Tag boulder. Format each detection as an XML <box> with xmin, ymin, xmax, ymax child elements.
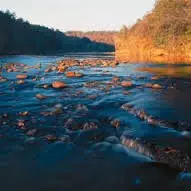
<box><xmin>36</xmin><ymin>94</ymin><xmax>48</xmax><ymax>99</ymax></box>
<box><xmin>52</xmin><ymin>81</ymin><xmax>67</xmax><ymax>89</ymax></box>
<box><xmin>152</xmin><ymin>84</ymin><xmax>162</xmax><ymax>89</ymax></box>
<box><xmin>44</xmin><ymin>134</ymin><xmax>57</xmax><ymax>142</ymax></box>
<box><xmin>121</xmin><ymin>81</ymin><xmax>133</xmax><ymax>87</ymax></box>
<box><xmin>66</xmin><ymin>71</ymin><xmax>83</xmax><ymax>77</ymax></box>
<box><xmin>16</xmin><ymin>74</ymin><xmax>27</xmax><ymax>79</ymax></box>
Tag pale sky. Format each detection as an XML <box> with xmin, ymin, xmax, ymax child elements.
<box><xmin>1</xmin><ymin>0</ymin><xmax>156</xmax><ymax>31</ymax></box>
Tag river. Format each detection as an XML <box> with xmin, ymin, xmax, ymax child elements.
<box><xmin>0</xmin><ymin>54</ymin><xmax>191</xmax><ymax>191</ymax></box>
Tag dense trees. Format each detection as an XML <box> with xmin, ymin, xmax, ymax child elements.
<box><xmin>66</xmin><ymin>31</ymin><xmax>117</xmax><ymax>46</ymax></box>
<box><xmin>0</xmin><ymin>10</ymin><xmax>114</xmax><ymax>55</ymax></box>
<box><xmin>115</xmin><ymin>0</ymin><xmax>191</xmax><ymax>63</ymax></box>
<box><xmin>118</xmin><ymin>0</ymin><xmax>191</xmax><ymax>47</ymax></box>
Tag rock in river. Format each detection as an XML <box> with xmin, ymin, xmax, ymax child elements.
<box><xmin>66</xmin><ymin>71</ymin><xmax>83</xmax><ymax>78</ymax></box>
<box><xmin>121</xmin><ymin>81</ymin><xmax>133</xmax><ymax>88</ymax></box>
<box><xmin>26</xmin><ymin>129</ymin><xmax>38</xmax><ymax>136</ymax></box>
<box><xmin>152</xmin><ymin>84</ymin><xmax>162</xmax><ymax>89</ymax></box>
<box><xmin>16</xmin><ymin>74</ymin><xmax>27</xmax><ymax>79</ymax></box>
<box><xmin>121</xmin><ymin>136</ymin><xmax>191</xmax><ymax>172</ymax></box>
<box><xmin>44</xmin><ymin>134</ymin><xmax>57</xmax><ymax>142</ymax></box>
<box><xmin>83</xmin><ymin>122</ymin><xmax>99</xmax><ymax>130</ymax></box>
<box><xmin>52</xmin><ymin>81</ymin><xmax>67</xmax><ymax>89</ymax></box>
<box><xmin>36</xmin><ymin>94</ymin><xmax>48</xmax><ymax>100</ymax></box>
<box><xmin>16</xmin><ymin>80</ymin><xmax>25</xmax><ymax>84</ymax></box>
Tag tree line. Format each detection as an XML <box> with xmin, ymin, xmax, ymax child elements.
<box><xmin>115</xmin><ymin>0</ymin><xmax>191</xmax><ymax>63</ymax></box>
<box><xmin>117</xmin><ymin>0</ymin><xmax>191</xmax><ymax>47</ymax></box>
<box><xmin>66</xmin><ymin>31</ymin><xmax>117</xmax><ymax>46</ymax></box>
<box><xmin>0</xmin><ymin>10</ymin><xmax>114</xmax><ymax>55</ymax></box>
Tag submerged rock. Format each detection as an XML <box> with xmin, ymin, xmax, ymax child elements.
<box><xmin>17</xmin><ymin>120</ymin><xmax>26</xmax><ymax>130</ymax></box>
<box><xmin>145</xmin><ymin>83</ymin><xmax>153</xmax><ymax>88</ymax></box>
<box><xmin>43</xmin><ymin>84</ymin><xmax>50</xmax><ymax>89</ymax></box>
<box><xmin>110</xmin><ymin>118</ymin><xmax>121</xmax><ymax>128</ymax></box>
<box><xmin>52</xmin><ymin>104</ymin><xmax>63</xmax><ymax>115</ymax></box>
<box><xmin>105</xmin><ymin>136</ymin><xmax>119</xmax><ymax>144</ymax></box>
<box><xmin>26</xmin><ymin>129</ymin><xmax>38</xmax><ymax>136</ymax></box>
<box><xmin>83</xmin><ymin>122</ymin><xmax>99</xmax><ymax>130</ymax></box>
<box><xmin>19</xmin><ymin>111</ymin><xmax>29</xmax><ymax>116</ymax></box>
<box><xmin>121</xmin><ymin>103</ymin><xmax>134</xmax><ymax>111</ymax></box>
<box><xmin>36</xmin><ymin>94</ymin><xmax>48</xmax><ymax>100</ymax></box>
<box><xmin>76</xmin><ymin>104</ymin><xmax>89</xmax><ymax>113</ymax></box>
<box><xmin>40</xmin><ymin>111</ymin><xmax>52</xmax><ymax>117</ymax></box>
<box><xmin>112</xmin><ymin>76</ymin><xmax>120</xmax><ymax>84</ymax></box>
<box><xmin>123</xmin><ymin>91</ymin><xmax>131</xmax><ymax>95</ymax></box>
<box><xmin>16</xmin><ymin>79</ymin><xmax>25</xmax><ymax>84</ymax></box>
<box><xmin>87</xmin><ymin>95</ymin><xmax>97</xmax><ymax>100</ymax></box>
<box><xmin>121</xmin><ymin>103</ymin><xmax>191</xmax><ymax>131</ymax></box>
<box><xmin>84</xmin><ymin>81</ymin><xmax>99</xmax><ymax>88</ymax></box>
<box><xmin>44</xmin><ymin>68</ymin><xmax>52</xmax><ymax>73</ymax></box>
<box><xmin>64</xmin><ymin>118</ymin><xmax>80</xmax><ymax>130</ymax></box>
<box><xmin>0</xmin><ymin>77</ymin><xmax>8</xmax><ymax>83</ymax></box>
<box><xmin>44</xmin><ymin>134</ymin><xmax>57</xmax><ymax>142</ymax></box>
<box><xmin>59</xmin><ymin>135</ymin><xmax>70</xmax><ymax>143</ymax></box>
<box><xmin>151</xmin><ymin>76</ymin><xmax>160</xmax><ymax>80</ymax></box>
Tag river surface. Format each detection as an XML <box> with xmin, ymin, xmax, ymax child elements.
<box><xmin>0</xmin><ymin>54</ymin><xmax>191</xmax><ymax>191</ymax></box>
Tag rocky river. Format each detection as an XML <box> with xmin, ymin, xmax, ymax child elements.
<box><xmin>0</xmin><ymin>54</ymin><xmax>191</xmax><ymax>191</ymax></box>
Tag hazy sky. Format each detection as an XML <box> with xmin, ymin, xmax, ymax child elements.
<box><xmin>1</xmin><ymin>0</ymin><xmax>155</xmax><ymax>31</ymax></box>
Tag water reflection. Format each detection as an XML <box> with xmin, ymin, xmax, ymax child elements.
<box><xmin>138</xmin><ymin>64</ymin><xmax>191</xmax><ymax>78</ymax></box>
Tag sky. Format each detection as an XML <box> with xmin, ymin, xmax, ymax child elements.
<box><xmin>1</xmin><ymin>0</ymin><xmax>156</xmax><ymax>31</ymax></box>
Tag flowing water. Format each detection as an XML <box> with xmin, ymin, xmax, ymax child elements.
<box><xmin>0</xmin><ymin>54</ymin><xmax>191</xmax><ymax>191</ymax></box>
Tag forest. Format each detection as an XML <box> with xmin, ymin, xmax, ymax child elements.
<box><xmin>0</xmin><ymin>10</ymin><xmax>114</xmax><ymax>55</ymax></box>
<box><xmin>66</xmin><ymin>31</ymin><xmax>117</xmax><ymax>46</ymax></box>
<box><xmin>115</xmin><ymin>0</ymin><xmax>191</xmax><ymax>63</ymax></box>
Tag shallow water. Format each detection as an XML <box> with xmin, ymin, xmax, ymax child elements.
<box><xmin>0</xmin><ymin>54</ymin><xmax>191</xmax><ymax>191</ymax></box>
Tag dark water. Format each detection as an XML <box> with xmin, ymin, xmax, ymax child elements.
<box><xmin>0</xmin><ymin>54</ymin><xmax>191</xmax><ymax>191</ymax></box>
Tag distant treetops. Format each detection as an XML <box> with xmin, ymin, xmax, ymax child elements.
<box><xmin>0</xmin><ymin>10</ymin><xmax>114</xmax><ymax>55</ymax></box>
<box><xmin>115</xmin><ymin>0</ymin><xmax>191</xmax><ymax>63</ymax></box>
<box><xmin>66</xmin><ymin>31</ymin><xmax>117</xmax><ymax>46</ymax></box>
<box><xmin>118</xmin><ymin>0</ymin><xmax>191</xmax><ymax>47</ymax></box>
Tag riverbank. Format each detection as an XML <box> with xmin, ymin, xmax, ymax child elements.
<box><xmin>115</xmin><ymin>0</ymin><xmax>191</xmax><ymax>64</ymax></box>
<box><xmin>115</xmin><ymin>39</ymin><xmax>191</xmax><ymax>64</ymax></box>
